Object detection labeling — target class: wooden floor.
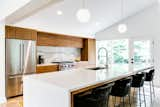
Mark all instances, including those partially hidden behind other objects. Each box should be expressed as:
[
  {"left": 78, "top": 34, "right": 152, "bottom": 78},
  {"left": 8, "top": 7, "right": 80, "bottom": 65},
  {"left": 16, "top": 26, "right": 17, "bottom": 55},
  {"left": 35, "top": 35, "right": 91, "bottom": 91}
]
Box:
[{"left": 0, "top": 85, "right": 159, "bottom": 107}]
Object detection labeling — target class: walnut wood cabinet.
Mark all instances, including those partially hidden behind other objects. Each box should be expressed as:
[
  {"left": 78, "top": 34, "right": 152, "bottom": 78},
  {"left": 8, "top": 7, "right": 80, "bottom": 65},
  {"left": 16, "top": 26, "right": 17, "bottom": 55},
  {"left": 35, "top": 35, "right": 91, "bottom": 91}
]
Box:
[
  {"left": 81, "top": 39, "right": 96, "bottom": 64},
  {"left": 5, "top": 26, "right": 37, "bottom": 40},
  {"left": 37, "top": 32, "right": 83, "bottom": 48},
  {"left": 36, "top": 65, "right": 59, "bottom": 73},
  {"left": 6, "top": 25, "right": 96, "bottom": 65}
]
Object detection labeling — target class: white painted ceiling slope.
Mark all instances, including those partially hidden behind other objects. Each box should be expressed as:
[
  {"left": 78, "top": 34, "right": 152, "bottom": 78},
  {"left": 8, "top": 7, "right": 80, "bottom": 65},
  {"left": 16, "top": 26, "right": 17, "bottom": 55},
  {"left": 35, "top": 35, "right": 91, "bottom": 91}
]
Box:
[
  {"left": 13, "top": 0, "right": 157, "bottom": 38},
  {"left": 0, "top": 0, "right": 31, "bottom": 21},
  {"left": 96, "top": 3, "right": 160, "bottom": 40}
]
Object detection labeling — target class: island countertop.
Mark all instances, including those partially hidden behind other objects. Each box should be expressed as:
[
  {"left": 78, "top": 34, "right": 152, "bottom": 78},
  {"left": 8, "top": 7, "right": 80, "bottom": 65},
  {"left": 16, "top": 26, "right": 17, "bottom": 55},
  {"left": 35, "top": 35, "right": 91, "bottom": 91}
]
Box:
[
  {"left": 23, "top": 64, "right": 153, "bottom": 107},
  {"left": 24, "top": 64, "right": 153, "bottom": 92}
]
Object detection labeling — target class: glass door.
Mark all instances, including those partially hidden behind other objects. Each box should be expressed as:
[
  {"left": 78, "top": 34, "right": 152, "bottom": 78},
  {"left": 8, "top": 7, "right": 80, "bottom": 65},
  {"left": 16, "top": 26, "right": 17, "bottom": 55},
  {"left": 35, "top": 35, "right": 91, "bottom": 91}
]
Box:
[
  {"left": 130, "top": 39, "right": 153, "bottom": 71},
  {"left": 96, "top": 39, "right": 129, "bottom": 71},
  {"left": 96, "top": 39, "right": 153, "bottom": 72}
]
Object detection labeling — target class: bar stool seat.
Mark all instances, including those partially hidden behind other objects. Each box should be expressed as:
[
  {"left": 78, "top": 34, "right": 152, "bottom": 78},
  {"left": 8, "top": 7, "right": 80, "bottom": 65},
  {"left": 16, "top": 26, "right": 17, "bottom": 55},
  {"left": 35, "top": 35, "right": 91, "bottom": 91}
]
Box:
[
  {"left": 74, "top": 83, "right": 114, "bottom": 107},
  {"left": 131, "top": 72, "right": 146, "bottom": 107},
  {"left": 144, "top": 69, "right": 155, "bottom": 102},
  {"left": 110, "top": 77, "right": 132, "bottom": 107}
]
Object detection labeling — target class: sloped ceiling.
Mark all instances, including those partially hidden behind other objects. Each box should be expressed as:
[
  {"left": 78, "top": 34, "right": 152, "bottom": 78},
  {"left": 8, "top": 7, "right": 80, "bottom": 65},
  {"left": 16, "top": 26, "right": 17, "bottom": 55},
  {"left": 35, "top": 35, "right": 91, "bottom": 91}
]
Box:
[
  {"left": 96, "top": 3, "right": 160, "bottom": 40},
  {"left": 5, "top": 0, "right": 62, "bottom": 24},
  {"left": 0, "top": 0, "right": 31, "bottom": 21},
  {"left": 13, "top": 0, "right": 158, "bottom": 38}
]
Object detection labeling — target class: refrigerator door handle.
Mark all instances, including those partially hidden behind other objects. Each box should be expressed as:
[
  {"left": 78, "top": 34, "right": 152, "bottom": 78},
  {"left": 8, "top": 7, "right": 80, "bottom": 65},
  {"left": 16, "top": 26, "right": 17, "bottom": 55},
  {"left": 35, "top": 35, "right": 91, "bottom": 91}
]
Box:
[
  {"left": 22, "top": 43, "right": 24, "bottom": 74},
  {"left": 19, "top": 44, "right": 22, "bottom": 72}
]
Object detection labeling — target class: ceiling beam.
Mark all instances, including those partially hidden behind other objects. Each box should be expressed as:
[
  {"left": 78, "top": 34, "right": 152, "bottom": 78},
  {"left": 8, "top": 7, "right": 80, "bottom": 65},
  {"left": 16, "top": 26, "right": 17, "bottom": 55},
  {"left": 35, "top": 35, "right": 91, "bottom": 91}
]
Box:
[{"left": 5, "top": 0, "right": 63, "bottom": 24}]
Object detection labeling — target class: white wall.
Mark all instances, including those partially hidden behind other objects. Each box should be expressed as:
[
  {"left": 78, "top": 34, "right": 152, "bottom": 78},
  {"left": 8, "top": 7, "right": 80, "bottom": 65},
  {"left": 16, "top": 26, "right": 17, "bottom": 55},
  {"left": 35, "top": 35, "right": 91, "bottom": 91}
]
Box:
[
  {"left": 153, "top": 37, "right": 160, "bottom": 87},
  {"left": 0, "top": 20, "right": 6, "bottom": 103},
  {"left": 96, "top": 4, "right": 160, "bottom": 87}
]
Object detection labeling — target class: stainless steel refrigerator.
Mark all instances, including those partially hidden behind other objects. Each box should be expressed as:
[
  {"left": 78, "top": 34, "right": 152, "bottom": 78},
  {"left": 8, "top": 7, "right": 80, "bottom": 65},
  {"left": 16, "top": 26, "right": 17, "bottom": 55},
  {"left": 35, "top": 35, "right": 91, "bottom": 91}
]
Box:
[{"left": 6, "top": 39, "right": 36, "bottom": 98}]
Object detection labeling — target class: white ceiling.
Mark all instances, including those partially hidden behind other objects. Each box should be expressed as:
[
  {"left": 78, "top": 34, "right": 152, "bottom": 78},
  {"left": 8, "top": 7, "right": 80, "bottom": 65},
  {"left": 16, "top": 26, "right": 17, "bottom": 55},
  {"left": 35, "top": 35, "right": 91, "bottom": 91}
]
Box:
[
  {"left": 5, "top": 0, "right": 62, "bottom": 24},
  {"left": 0, "top": 0, "right": 31, "bottom": 21},
  {"left": 96, "top": 3, "right": 160, "bottom": 40},
  {"left": 13, "top": 0, "right": 158, "bottom": 38}
]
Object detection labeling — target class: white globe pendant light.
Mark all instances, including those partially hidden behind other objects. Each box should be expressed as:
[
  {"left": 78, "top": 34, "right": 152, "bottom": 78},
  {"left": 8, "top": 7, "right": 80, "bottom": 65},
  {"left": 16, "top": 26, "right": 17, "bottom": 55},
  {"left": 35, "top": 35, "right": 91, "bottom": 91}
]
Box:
[
  {"left": 118, "top": 0, "right": 127, "bottom": 33},
  {"left": 76, "top": 0, "right": 91, "bottom": 23},
  {"left": 76, "top": 8, "right": 91, "bottom": 23}
]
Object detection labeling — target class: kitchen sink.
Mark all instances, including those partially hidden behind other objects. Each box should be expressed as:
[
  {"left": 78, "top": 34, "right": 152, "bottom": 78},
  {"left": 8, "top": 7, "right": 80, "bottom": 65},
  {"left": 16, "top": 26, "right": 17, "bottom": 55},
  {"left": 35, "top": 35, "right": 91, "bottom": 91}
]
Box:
[{"left": 88, "top": 67, "right": 106, "bottom": 70}]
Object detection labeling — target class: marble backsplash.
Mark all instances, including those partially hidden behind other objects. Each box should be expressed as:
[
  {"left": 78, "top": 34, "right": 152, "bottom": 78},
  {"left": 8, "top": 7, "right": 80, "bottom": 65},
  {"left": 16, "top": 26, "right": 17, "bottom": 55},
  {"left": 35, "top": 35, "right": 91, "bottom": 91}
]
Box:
[{"left": 37, "top": 46, "right": 81, "bottom": 63}]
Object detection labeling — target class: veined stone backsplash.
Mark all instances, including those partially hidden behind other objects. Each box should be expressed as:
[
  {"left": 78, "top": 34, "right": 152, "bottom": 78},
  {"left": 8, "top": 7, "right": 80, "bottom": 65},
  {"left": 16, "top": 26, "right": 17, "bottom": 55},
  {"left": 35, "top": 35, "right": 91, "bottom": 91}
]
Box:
[{"left": 37, "top": 46, "right": 81, "bottom": 63}]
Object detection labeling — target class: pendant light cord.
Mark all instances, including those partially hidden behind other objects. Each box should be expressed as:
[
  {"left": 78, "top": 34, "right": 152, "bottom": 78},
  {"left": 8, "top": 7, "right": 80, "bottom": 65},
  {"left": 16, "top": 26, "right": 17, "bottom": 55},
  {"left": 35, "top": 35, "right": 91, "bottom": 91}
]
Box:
[
  {"left": 82, "top": 0, "right": 86, "bottom": 8},
  {"left": 121, "top": 0, "right": 124, "bottom": 19}
]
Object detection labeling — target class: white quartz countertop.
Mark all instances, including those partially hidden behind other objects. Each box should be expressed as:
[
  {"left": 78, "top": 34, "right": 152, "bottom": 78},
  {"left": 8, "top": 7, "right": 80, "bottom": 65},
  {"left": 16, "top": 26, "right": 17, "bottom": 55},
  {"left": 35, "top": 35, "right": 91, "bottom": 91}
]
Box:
[{"left": 25, "top": 64, "right": 154, "bottom": 92}]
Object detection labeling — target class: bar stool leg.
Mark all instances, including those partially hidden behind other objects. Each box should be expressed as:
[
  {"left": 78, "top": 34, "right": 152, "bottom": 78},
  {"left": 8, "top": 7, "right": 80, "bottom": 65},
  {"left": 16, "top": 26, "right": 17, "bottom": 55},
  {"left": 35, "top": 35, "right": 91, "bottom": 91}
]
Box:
[
  {"left": 114, "top": 96, "right": 116, "bottom": 107},
  {"left": 139, "top": 88, "right": 141, "bottom": 107},
  {"left": 128, "top": 94, "right": 131, "bottom": 107},
  {"left": 152, "top": 80, "right": 155, "bottom": 97},
  {"left": 123, "top": 97, "right": 125, "bottom": 107},
  {"left": 143, "top": 86, "right": 146, "bottom": 107},
  {"left": 149, "top": 82, "right": 153, "bottom": 103},
  {"left": 120, "top": 97, "right": 122, "bottom": 107},
  {"left": 132, "top": 88, "right": 135, "bottom": 103},
  {"left": 107, "top": 96, "right": 110, "bottom": 107}
]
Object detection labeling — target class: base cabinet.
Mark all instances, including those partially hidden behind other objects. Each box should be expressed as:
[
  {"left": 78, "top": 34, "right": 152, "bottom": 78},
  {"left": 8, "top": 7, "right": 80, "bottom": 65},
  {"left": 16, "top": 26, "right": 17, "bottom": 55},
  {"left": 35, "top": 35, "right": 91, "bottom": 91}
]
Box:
[{"left": 36, "top": 65, "right": 59, "bottom": 73}]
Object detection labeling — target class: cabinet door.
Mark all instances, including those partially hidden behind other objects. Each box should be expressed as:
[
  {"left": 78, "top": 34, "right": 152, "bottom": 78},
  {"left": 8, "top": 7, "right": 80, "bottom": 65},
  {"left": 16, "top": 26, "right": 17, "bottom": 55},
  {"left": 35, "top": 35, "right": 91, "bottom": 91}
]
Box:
[
  {"left": 88, "top": 39, "right": 96, "bottom": 64},
  {"left": 6, "top": 26, "right": 37, "bottom": 40},
  {"left": 81, "top": 39, "right": 96, "bottom": 64},
  {"left": 36, "top": 65, "right": 59, "bottom": 73},
  {"left": 5, "top": 26, "right": 16, "bottom": 39},
  {"left": 15, "top": 27, "right": 31, "bottom": 40}
]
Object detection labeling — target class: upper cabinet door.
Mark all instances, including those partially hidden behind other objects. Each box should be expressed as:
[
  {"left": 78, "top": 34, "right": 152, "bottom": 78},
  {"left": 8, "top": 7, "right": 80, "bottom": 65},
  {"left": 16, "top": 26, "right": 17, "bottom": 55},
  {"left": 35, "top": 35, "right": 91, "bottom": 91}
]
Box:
[
  {"left": 15, "top": 27, "right": 37, "bottom": 40},
  {"left": 37, "top": 32, "right": 83, "bottom": 48},
  {"left": 5, "top": 26, "right": 37, "bottom": 40},
  {"left": 5, "top": 26, "right": 16, "bottom": 39}
]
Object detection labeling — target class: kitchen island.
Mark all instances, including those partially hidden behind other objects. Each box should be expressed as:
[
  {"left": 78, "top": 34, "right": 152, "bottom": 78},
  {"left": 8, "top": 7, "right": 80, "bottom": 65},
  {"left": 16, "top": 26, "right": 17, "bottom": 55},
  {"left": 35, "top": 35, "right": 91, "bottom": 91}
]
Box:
[{"left": 23, "top": 65, "right": 153, "bottom": 107}]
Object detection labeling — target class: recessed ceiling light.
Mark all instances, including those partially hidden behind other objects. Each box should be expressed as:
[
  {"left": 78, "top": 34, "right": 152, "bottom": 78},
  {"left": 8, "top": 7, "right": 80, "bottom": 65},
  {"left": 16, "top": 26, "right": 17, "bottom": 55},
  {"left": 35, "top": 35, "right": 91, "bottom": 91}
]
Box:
[
  {"left": 118, "top": 23, "right": 127, "bottom": 33},
  {"left": 57, "top": 10, "right": 63, "bottom": 15}
]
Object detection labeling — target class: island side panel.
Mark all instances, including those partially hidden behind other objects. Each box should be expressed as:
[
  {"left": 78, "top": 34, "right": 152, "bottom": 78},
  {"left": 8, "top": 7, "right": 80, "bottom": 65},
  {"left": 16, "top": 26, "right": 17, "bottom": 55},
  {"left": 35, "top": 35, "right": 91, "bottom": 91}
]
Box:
[{"left": 23, "top": 77, "right": 70, "bottom": 107}]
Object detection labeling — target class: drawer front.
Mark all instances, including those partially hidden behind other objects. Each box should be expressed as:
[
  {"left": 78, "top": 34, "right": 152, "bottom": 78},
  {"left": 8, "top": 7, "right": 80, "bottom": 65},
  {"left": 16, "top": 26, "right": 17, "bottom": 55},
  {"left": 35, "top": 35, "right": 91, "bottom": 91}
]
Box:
[{"left": 36, "top": 65, "right": 59, "bottom": 73}]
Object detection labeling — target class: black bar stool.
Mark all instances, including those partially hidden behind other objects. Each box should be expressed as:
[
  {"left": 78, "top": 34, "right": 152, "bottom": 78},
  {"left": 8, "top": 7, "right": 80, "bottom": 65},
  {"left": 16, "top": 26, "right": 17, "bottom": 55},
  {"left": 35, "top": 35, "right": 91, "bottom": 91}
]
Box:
[
  {"left": 145, "top": 69, "right": 155, "bottom": 102},
  {"left": 131, "top": 73, "right": 146, "bottom": 107},
  {"left": 74, "top": 83, "right": 114, "bottom": 107},
  {"left": 110, "top": 77, "right": 132, "bottom": 107}
]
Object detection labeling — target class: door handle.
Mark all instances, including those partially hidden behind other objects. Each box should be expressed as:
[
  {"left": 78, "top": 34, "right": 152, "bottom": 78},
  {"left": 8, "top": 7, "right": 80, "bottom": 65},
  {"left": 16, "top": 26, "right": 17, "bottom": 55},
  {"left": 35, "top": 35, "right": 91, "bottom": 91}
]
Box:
[
  {"left": 22, "top": 44, "right": 24, "bottom": 73},
  {"left": 131, "top": 58, "right": 134, "bottom": 64},
  {"left": 19, "top": 44, "right": 21, "bottom": 72}
]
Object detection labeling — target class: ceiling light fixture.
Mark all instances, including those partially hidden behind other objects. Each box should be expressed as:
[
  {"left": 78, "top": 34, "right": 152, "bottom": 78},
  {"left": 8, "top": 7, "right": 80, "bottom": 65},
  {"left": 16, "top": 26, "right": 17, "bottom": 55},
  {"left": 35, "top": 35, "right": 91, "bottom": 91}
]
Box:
[
  {"left": 76, "top": 0, "right": 91, "bottom": 23},
  {"left": 118, "top": 0, "right": 127, "bottom": 33},
  {"left": 57, "top": 10, "right": 63, "bottom": 15}
]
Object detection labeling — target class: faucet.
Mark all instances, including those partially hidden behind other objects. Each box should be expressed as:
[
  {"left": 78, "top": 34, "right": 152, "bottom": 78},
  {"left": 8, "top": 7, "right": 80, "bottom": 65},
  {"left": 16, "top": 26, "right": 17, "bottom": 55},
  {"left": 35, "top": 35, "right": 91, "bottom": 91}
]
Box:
[{"left": 98, "top": 47, "right": 108, "bottom": 68}]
